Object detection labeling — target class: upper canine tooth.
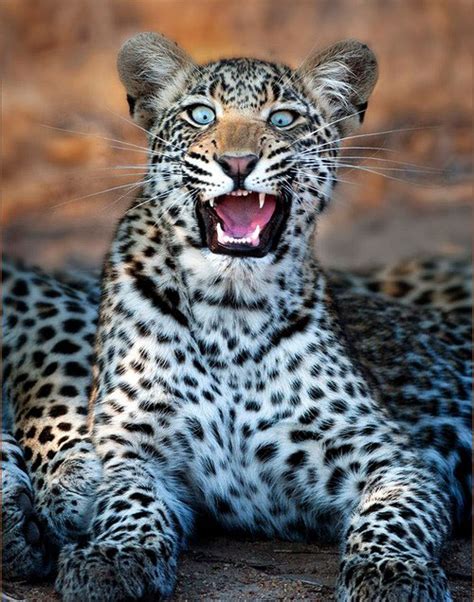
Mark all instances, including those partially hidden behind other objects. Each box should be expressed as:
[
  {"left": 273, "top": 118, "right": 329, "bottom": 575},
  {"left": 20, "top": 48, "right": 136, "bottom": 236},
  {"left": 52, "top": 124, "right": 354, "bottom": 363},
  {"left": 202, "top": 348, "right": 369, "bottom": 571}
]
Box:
[
  {"left": 259, "top": 192, "right": 266, "bottom": 209},
  {"left": 209, "top": 198, "right": 215, "bottom": 208}
]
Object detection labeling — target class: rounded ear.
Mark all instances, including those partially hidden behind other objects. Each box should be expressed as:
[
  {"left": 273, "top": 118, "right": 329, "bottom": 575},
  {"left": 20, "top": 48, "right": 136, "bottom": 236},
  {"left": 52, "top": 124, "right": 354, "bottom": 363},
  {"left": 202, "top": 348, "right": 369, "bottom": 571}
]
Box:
[
  {"left": 297, "top": 40, "right": 378, "bottom": 134},
  {"left": 117, "top": 32, "right": 195, "bottom": 128}
]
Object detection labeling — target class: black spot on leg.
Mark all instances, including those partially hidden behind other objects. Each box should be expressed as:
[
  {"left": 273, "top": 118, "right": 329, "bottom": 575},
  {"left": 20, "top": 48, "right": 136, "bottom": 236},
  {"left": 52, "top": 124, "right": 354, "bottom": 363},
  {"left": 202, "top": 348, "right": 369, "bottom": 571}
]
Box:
[
  {"left": 326, "top": 466, "right": 346, "bottom": 495},
  {"left": 59, "top": 385, "right": 79, "bottom": 397},
  {"left": 63, "top": 319, "right": 86, "bottom": 333},
  {"left": 38, "top": 426, "right": 55, "bottom": 444},
  {"left": 51, "top": 340, "right": 81, "bottom": 354},
  {"left": 37, "top": 383, "right": 53, "bottom": 398},
  {"left": 129, "top": 492, "right": 154, "bottom": 507},
  {"left": 12, "top": 279, "right": 29, "bottom": 297},
  {"left": 286, "top": 450, "right": 308, "bottom": 467},
  {"left": 255, "top": 442, "right": 279, "bottom": 462},
  {"left": 49, "top": 405, "right": 68, "bottom": 418},
  {"left": 64, "top": 361, "right": 89, "bottom": 377},
  {"left": 37, "top": 326, "right": 56, "bottom": 343},
  {"left": 186, "top": 417, "right": 204, "bottom": 440}
]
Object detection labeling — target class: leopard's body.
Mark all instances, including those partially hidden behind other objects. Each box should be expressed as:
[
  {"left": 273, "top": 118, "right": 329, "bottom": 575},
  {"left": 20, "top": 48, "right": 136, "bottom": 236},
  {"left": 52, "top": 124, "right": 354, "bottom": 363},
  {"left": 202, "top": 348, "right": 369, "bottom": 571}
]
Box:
[{"left": 2, "top": 33, "right": 472, "bottom": 601}]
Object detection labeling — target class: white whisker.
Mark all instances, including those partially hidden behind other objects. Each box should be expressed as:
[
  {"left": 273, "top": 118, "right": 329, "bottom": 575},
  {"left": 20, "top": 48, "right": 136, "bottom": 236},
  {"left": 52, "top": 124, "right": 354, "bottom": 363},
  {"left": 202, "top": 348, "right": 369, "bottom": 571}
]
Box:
[
  {"left": 299, "top": 158, "right": 440, "bottom": 175},
  {"left": 329, "top": 163, "right": 437, "bottom": 185},
  {"left": 314, "top": 125, "right": 440, "bottom": 151},
  {"left": 288, "top": 108, "right": 367, "bottom": 148},
  {"left": 51, "top": 178, "right": 154, "bottom": 209},
  {"left": 40, "top": 124, "right": 151, "bottom": 153}
]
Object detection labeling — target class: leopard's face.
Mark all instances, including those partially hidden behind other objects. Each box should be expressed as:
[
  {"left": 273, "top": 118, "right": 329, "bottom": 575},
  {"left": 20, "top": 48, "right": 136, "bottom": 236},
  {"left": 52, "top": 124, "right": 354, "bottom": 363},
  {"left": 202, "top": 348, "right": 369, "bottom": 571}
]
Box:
[
  {"left": 147, "top": 59, "right": 339, "bottom": 258},
  {"left": 119, "top": 34, "right": 377, "bottom": 261}
]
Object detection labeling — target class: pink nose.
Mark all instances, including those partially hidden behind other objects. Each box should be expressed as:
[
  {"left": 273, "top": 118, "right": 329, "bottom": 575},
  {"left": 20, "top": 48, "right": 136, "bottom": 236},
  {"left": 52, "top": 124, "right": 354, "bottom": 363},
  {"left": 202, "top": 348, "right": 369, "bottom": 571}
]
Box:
[{"left": 216, "top": 154, "right": 259, "bottom": 180}]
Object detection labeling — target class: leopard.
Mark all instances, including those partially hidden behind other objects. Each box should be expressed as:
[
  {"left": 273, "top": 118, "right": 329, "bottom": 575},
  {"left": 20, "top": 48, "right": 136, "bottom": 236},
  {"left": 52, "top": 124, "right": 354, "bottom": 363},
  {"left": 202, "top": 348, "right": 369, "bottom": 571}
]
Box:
[{"left": 2, "top": 32, "right": 471, "bottom": 601}]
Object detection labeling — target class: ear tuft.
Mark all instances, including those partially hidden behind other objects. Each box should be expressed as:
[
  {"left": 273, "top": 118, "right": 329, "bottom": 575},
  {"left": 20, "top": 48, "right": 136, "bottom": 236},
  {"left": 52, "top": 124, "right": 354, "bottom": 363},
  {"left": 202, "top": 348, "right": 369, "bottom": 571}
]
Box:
[
  {"left": 117, "top": 32, "right": 194, "bottom": 128},
  {"left": 297, "top": 40, "right": 378, "bottom": 133}
]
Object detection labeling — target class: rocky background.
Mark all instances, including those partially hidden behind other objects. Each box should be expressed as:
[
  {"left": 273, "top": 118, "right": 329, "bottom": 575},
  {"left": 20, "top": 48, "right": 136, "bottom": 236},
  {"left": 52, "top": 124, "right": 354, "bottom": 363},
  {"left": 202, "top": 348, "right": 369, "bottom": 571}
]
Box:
[{"left": 1, "top": 0, "right": 472, "bottom": 600}]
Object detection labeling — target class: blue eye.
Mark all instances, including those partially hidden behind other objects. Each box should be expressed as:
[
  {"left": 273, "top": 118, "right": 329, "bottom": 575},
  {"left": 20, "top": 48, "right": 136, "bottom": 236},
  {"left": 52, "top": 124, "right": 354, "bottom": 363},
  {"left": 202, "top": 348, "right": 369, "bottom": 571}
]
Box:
[
  {"left": 189, "top": 105, "right": 216, "bottom": 126},
  {"left": 269, "top": 110, "right": 298, "bottom": 128}
]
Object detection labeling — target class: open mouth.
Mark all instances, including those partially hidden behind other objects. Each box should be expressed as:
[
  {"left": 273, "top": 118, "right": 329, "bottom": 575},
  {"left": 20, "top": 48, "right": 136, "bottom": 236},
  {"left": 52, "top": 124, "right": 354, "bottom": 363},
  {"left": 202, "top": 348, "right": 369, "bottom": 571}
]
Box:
[{"left": 196, "top": 190, "right": 289, "bottom": 257}]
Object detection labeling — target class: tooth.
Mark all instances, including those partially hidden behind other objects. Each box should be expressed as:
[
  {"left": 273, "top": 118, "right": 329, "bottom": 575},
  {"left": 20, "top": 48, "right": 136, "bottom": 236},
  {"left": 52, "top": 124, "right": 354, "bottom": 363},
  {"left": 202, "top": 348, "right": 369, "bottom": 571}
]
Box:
[
  {"left": 209, "top": 198, "right": 214, "bottom": 208},
  {"left": 259, "top": 193, "right": 266, "bottom": 209},
  {"left": 217, "top": 223, "right": 225, "bottom": 243},
  {"left": 252, "top": 225, "right": 261, "bottom": 240}
]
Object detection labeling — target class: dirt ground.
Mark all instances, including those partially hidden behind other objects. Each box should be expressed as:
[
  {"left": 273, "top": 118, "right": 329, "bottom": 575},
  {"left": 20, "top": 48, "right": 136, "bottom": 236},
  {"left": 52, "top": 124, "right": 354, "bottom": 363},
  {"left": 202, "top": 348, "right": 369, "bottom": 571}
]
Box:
[{"left": 2, "top": 537, "right": 472, "bottom": 601}]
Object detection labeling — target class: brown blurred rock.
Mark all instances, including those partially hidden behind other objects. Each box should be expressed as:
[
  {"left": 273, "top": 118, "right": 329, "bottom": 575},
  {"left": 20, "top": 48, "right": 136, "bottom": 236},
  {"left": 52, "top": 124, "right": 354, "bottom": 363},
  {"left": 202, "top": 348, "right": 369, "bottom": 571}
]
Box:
[{"left": 44, "top": 136, "right": 106, "bottom": 166}]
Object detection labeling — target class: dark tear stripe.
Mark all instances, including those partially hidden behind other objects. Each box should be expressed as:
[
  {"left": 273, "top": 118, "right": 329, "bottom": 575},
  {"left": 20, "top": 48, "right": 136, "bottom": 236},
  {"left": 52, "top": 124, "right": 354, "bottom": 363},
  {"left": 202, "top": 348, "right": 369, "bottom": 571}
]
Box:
[{"left": 133, "top": 272, "right": 189, "bottom": 327}]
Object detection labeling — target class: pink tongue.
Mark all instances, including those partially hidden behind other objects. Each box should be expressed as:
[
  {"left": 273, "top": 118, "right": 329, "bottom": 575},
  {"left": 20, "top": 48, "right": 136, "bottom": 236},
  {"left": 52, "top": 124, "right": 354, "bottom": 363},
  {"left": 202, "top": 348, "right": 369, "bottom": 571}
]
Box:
[{"left": 215, "top": 193, "right": 276, "bottom": 238}]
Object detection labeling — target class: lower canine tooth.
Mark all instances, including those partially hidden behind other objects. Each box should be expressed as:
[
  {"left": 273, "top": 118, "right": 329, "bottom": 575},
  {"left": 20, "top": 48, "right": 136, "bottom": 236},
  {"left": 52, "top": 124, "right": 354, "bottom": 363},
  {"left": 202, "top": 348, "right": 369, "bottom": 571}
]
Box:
[{"left": 216, "top": 222, "right": 225, "bottom": 243}]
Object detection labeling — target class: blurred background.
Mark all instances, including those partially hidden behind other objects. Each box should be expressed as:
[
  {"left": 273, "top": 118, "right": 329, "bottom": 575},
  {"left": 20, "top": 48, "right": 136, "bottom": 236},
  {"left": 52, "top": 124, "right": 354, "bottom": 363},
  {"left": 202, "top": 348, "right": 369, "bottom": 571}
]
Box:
[{"left": 1, "top": 0, "right": 472, "bottom": 270}]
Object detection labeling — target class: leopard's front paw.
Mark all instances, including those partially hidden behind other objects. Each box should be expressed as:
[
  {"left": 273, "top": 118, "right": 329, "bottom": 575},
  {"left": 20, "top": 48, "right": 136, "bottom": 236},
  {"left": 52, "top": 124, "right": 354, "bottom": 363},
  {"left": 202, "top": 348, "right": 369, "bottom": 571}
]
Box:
[
  {"left": 2, "top": 484, "right": 51, "bottom": 581},
  {"left": 37, "top": 454, "right": 101, "bottom": 545},
  {"left": 56, "top": 540, "right": 178, "bottom": 601},
  {"left": 337, "top": 555, "right": 451, "bottom": 602}
]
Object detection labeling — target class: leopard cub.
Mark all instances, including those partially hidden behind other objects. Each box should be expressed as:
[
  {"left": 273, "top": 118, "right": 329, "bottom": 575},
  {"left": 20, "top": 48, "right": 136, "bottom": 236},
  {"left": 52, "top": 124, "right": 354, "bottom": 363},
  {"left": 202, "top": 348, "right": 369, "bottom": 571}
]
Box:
[{"left": 2, "top": 32, "right": 471, "bottom": 601}]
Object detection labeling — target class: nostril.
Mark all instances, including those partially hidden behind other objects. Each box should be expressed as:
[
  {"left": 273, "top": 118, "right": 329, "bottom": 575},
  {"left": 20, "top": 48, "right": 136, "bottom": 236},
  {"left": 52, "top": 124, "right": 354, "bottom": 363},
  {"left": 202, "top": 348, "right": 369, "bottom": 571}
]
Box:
[
  {"left": 216, "top": 155, "right": 233, "bottom": 176},
  {"left": 246, "top": 155, "right": 258, "bottom": 173}
]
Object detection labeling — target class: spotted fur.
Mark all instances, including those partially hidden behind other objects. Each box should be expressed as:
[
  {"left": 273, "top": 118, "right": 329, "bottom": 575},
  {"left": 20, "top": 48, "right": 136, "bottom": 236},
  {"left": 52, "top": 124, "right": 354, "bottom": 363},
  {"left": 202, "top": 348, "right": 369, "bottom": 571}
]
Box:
[{"left": 2, "top": 33, "right": 471, "bottom": 601}]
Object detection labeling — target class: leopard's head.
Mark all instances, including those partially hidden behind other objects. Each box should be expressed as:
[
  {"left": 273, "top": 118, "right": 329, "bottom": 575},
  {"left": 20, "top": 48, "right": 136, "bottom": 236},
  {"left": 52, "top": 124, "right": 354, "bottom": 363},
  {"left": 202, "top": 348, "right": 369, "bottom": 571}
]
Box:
[{"left": 118, "top": 33, "right": 377, "bottom": 261}]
